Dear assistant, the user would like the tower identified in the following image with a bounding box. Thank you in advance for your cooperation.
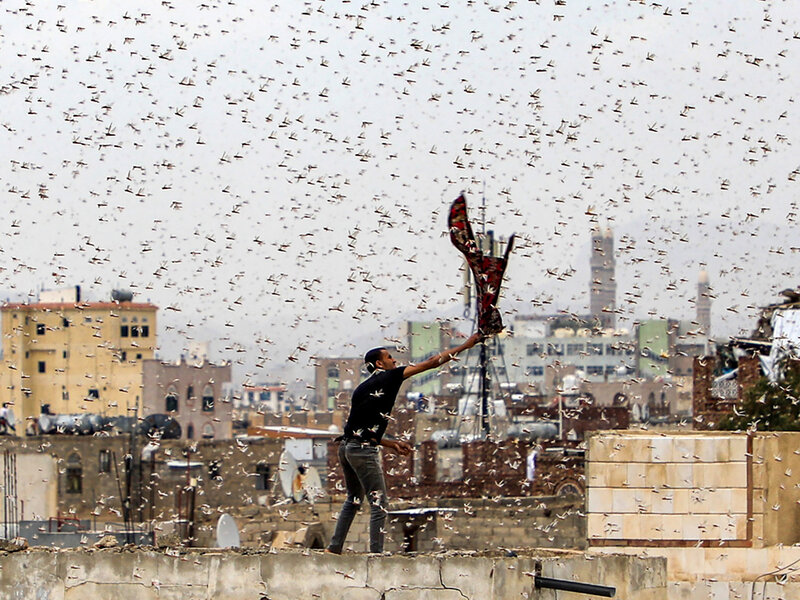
[590,227,616,329]
[697,269,711,335]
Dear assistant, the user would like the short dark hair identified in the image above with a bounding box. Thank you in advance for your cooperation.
[364,347,385,373]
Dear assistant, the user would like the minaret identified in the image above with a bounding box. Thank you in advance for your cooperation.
[590,226,616,329]
[697,269,711,335]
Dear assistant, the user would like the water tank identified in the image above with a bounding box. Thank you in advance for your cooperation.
[111,289,134,303]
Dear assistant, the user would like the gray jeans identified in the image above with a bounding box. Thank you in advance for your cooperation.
[327,441,388,553]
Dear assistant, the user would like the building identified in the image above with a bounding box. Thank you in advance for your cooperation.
[405,320,458,396]
[498,317,638,394]
[314,344,409,410]
[141,357,233,440]
[0,291,157,429]
[0,434,284,525]
[238,383,288,413]
[314,356,364,411]
[637,318,709,379]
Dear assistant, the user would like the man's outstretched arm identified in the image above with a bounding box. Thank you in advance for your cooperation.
[402,332,483,380]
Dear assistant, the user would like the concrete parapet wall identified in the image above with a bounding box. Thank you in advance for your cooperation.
[594,545,800,600]
[0,548,665,600]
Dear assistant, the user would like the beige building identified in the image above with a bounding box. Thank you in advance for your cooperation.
[0,300,157,427]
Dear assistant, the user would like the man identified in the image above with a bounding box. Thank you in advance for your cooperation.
[327,332,482,554]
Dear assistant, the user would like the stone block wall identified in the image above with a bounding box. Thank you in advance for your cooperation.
[588,431,800,549]
[587,431,751,544]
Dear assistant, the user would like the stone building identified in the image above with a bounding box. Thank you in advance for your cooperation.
[0,435,284,525]
[141,357,233,440]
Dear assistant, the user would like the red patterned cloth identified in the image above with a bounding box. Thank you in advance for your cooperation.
[448,194,514,335]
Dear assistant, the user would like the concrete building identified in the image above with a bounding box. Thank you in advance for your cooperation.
[0,292,157,428]
[313,356,364,411]
[498,327,638,394]
[141,357,233,440]
[239,383,289,413]
[405,320,458,396]
[637,318,708,379]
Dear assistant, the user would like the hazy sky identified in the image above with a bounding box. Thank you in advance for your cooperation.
[2,0,799,385]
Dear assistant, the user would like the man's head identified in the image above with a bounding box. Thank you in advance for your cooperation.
[364,347,397,373]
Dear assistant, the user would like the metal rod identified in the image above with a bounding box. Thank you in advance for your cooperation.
[535,576,616,597]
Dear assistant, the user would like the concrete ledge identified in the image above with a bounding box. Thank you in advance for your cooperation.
[0,548,666,600]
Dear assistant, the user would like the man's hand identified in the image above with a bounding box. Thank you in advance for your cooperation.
[382,439,413,456]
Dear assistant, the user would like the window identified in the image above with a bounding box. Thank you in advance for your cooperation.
[165,391,178,413]
[36,323,45,335]
[566,343,584,356]
[587,342,604,355]
[526,366,544,377]
[327,366,339,378]
[587,365,604,375]
[547,343,564,356]
[186,424,195,439]
[605,365,618,375]
[131,326,140,338]
[62,350,68,359]
[141,325,149,337]
[187,385,194,401]
[120,325,129,337]
[202,423,215,438]
[255,463,271,490]
[66,453,82,494]
[119,351,127,362]
[98,449,112,473]
[62,318,70,328]
[136,353,142,360]
[88,388,99,400]
[38,361,46,373]
[526,343,543,356]
[202,385,214,412]
[209,460,221,480]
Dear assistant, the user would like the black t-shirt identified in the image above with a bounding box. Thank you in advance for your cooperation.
[343,366,406,444]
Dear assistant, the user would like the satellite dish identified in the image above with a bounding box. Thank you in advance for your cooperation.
[303,466,324,503]
[5,408,15,429]
[140,414,182,439]
[38,413,54,434]
[215,513,240,548]
[292,464,308,503]
[278,450,299,499]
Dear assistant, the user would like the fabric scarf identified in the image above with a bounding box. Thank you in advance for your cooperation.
[448,194,514,335]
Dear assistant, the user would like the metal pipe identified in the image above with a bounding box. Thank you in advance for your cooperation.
[535,576,615,597]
